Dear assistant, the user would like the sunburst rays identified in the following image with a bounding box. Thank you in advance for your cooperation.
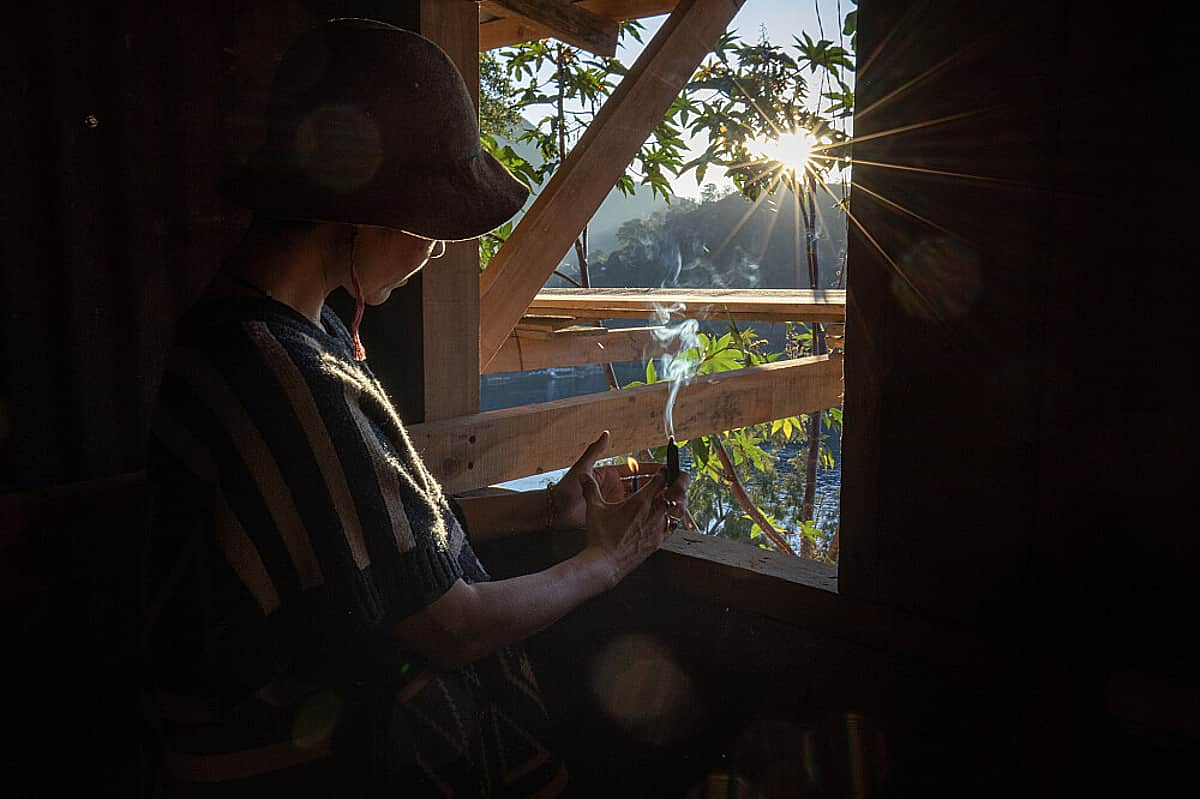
[694,12,1034,335]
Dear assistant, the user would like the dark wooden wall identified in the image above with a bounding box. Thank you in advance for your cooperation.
[836,0,1198,792]
[0,2,423,795]
[2,0,1197,796]
[0,0,427,494]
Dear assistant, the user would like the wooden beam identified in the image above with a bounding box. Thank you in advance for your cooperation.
[486,325,666,372]
[421,1,482,420]
[513,314,581,334]
[410,353,841,492]
[480,1,679,51]
[528,288,848,323]
[482,0,619,56]
[479,0,746,371]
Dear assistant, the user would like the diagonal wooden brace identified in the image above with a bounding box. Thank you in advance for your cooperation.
[478,0,746,372]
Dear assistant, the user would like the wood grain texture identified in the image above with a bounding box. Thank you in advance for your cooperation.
[410,353,841,491]
[480,1,678,50]
[528,287,847,322]
[478,0,745,370]
[486,325,667,372]
[420,0,482,420]
[481,0,618,56]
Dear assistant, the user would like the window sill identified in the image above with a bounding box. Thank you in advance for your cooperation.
[658,532,838,593]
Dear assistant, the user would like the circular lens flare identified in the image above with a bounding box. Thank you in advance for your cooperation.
[757,128,819,175]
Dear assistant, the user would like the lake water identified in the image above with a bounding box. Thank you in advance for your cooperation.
[481,364,842,540]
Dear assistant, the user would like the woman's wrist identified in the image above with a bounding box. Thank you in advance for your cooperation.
[575,545,619,592]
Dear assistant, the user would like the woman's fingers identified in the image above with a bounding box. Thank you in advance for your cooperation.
[564,431,609,480]
[580,473,615,511]
[577,430,610,469]
[664,471,691,503]
[627,473,670,529]
[596,467,627,503]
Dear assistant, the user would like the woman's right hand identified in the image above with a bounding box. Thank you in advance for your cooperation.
[580,468,690,588]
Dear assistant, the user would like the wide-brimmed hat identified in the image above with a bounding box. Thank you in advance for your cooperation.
[224,18,529,241]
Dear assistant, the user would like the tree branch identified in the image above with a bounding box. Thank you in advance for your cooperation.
[712,436,797,556]
[552,269,583,287]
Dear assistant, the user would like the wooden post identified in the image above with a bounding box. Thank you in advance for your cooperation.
[420,0,482,420]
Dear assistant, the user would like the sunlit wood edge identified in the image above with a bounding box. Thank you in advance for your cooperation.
[410,353,841,493]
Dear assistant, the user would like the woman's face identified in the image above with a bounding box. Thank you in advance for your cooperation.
[349,227,441,305]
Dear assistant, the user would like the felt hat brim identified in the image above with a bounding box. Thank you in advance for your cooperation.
[222,145,530,242]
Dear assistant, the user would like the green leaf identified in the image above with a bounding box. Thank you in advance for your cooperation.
[843,10,858,38]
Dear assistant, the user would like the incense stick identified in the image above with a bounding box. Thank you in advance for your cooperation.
[665,436,680,485]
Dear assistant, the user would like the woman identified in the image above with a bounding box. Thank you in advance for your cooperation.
[143,17,688,797]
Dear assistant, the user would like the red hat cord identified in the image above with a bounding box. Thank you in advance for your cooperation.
[349,230,367,361]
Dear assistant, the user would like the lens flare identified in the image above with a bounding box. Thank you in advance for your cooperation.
[589,633,696,744]
[756,128,820,175]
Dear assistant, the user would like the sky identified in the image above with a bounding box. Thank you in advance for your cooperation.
[622,0,855,199]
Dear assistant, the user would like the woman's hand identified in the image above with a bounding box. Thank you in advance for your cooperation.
[579,463,690,588]
[547,431,625,531]
[548,431,671,530]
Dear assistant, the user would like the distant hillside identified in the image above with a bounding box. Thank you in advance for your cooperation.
[591,184,850,290]
[496,121,680,258]
[495,122,849,289]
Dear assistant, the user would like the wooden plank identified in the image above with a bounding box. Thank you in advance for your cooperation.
[421,1,482,420]
[528,287,847,323]
[480,1,679,50]
[514,314,580,334]
[482,0,619,56]
[478,0,746,370]
[410,353,841,492]
[486,325,666,372]
[509,322,606,341]
[660,531,837,591]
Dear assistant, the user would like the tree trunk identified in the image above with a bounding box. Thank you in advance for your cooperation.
[799,174,824,548]
[713,437,797,556]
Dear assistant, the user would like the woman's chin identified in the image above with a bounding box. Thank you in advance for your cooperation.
[366,287,395,305]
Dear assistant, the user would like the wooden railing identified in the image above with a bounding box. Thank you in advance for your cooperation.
[526,287,847,323]
[420,287,847,492]
[412,354,842,493]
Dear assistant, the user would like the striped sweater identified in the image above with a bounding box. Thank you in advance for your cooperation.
[145,295,566,796]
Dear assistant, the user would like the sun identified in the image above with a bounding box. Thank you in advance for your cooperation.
[756,128,819,175]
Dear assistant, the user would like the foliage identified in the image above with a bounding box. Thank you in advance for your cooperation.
[481,4,857,559]
[621,323,840,559]
[479,51,523,140]
[679,29,853,199]
[477,22,697,269]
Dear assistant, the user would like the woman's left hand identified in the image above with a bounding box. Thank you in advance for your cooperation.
[548,431,637,531]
